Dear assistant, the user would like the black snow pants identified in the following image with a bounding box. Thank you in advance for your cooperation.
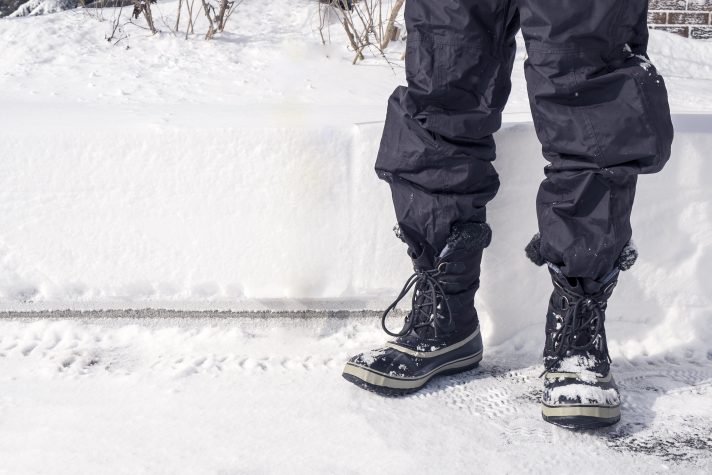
[375,0,674,291]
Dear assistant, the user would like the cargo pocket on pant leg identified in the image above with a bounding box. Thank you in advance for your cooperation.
[581,57,673,172]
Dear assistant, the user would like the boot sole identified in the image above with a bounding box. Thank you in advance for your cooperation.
[342,351,483,397]
[541,403,621,429]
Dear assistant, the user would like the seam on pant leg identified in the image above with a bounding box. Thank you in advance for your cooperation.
[568,52,603,160]
[571,55,604,160]
[608,0,628,58]
[525,50,603,158]
[607,174,617,270]
[434,42,444,103]
[523,55,552,147]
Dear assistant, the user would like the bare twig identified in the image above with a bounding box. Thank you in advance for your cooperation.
[381,0,404,50]
[223,0,243,29]
[106,3,126,41]
[200,0,216,39]
[132,0,158,34]
[215,0,229,32]
[185,0,196,38]
[318,0,404,64]
[175,0,183,31]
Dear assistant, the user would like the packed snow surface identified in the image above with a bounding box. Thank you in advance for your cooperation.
[0,315,710,474]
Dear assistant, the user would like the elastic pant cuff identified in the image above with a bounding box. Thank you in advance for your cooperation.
[524,233,638,272]
[444,222,492,254]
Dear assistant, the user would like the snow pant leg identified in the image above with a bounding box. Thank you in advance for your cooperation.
[375,0,519,269]
[517,0,674,288]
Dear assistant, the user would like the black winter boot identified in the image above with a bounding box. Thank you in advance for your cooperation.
[540,267,621,429]
[342,224,488,396]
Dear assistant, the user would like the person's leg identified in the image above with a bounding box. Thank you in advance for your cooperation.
[517,0,674,428]
[376,0,518,270]
[520,0,673,288]
[343,0,519,395]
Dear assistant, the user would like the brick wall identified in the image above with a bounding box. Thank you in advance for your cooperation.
[648,0,712,39]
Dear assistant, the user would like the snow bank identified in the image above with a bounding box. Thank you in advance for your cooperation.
[0,5,711,356]
[1,111,710,355]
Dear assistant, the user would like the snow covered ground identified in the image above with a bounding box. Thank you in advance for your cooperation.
[0,314,710,473]
[1,1,712,473]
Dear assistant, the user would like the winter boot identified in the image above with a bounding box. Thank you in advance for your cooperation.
[540,267,621,429]
[342,224,489,396]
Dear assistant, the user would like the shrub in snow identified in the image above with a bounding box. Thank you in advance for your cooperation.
[83,0,134,6]
[0,0,25,17]
[8,0,76,17]
[131,0,157,33]
[197,0,236,39]
[319,0,352,11]
[317,0,405,63]
[171,0,239,40]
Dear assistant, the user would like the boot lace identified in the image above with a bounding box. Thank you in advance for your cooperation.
[381,267,453,338]
[540,291,610,377]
